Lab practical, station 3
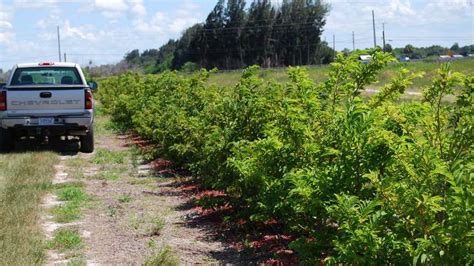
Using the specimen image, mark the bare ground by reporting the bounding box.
[41,122,248,265]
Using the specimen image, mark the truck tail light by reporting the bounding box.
[0,91,6,111]
[85,90,93,110]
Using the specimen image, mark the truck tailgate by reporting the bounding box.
[6,88,85,116]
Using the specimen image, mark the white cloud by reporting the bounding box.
[62,20,98,41]
[94,0,127,19]
[36,14,61,29]
[94,0,127,12]
[322,0,473,50]
[128,0,146,17]
[169,17,199,34]
[132,11,165,34]
[13,0,59,8]
[420,0,472,22]
[0,2,14,45]
[131,0,200,35]
[0,21,12,28]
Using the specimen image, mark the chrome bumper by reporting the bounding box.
[0,116,93,129]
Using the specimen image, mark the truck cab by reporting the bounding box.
[0,62,97,153]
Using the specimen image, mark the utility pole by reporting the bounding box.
[382,23,386,51]
[372,10,377,48]
[57,26,62,62]
[352,31,355,51]
[64,53,67,62]
[333,34,336,60]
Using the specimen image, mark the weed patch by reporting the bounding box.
[144,245,179,266]
[118,194,133,203]
[149,217,165,236]
[47,228,82,251]
[91,171,121,181]
[91,148,127,165]
[52,202,81,223]
[52,183,88,223]
[56,186,88,202]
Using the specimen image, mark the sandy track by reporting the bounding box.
[41,123,244,265]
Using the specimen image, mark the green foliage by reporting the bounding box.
[52,183,88,223]
[47,228,82,251]
[180,62,199,73]
[117,194,132,203]
[56,186,88,202]
[99,50,473,264]
[51,201,82,223]
[91,148,127,165]
[144,245,179,266]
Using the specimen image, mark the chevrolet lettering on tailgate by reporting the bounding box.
[11,100,82,106]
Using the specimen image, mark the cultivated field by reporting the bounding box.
[0,52,472,265]
[98,51,473,264]
[207,57,474,90]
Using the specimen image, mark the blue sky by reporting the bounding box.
[0,0,473,69]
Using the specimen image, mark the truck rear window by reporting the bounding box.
[10,67,83,86]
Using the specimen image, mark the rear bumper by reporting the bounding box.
[1,116,92,128]
[0,116,93,136]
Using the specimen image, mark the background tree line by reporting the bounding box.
[391,43,474,60]
[84,0,473,76]
[123,0,333,73]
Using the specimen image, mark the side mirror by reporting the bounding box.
[88,81,98,91]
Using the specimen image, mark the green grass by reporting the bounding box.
[56,186,88,202]
[91,148,127,165]
[67,257,87,266]
[127,213,165,236]
[144,245,179,266]
[207,58,474,91]
[94,107,118,137]
[127,178,157,185]
[65,158,88,169]
[52,202,82,223]
[149,217,165,236]
[118,194,133,203]
[47,227,82,251]
[94,103,126,136]
[52,183,88,223]
[0,152,58,265]
[91,171,121,181]
[54,182,85,189]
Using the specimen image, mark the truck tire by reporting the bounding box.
[80,127,94,153]
[0,128,14,153]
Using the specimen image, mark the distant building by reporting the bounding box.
[452,54,464,58]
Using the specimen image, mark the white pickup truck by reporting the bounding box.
[0,62,97,153]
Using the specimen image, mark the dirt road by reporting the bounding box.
[40,115,245,265]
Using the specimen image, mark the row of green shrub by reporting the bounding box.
[98,51,473,264]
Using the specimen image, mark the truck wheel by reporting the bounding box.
[0,128,14,153]
[80,127,94,153]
